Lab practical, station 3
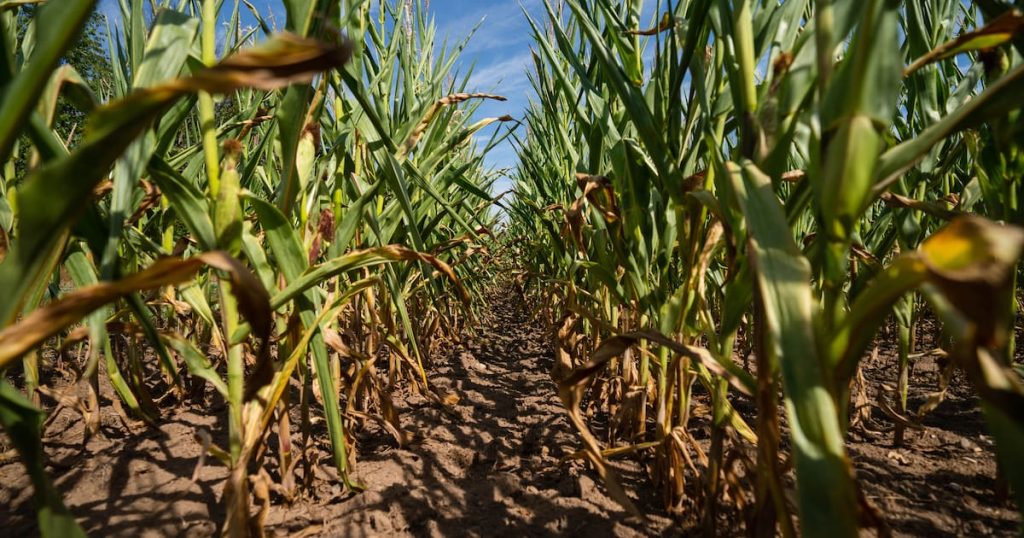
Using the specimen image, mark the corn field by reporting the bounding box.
[0,0,1022,536]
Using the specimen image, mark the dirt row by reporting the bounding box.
[0,290,1020,536]
[0,290,668,537]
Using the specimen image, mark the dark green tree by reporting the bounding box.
[18,4,112,147]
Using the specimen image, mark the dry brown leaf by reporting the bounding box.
[0,252,273,400]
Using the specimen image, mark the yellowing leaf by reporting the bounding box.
[905,10,1024,76]
[0,251,271,401]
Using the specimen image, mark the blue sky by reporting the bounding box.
[97,0,548,188]
[429,0,547,176]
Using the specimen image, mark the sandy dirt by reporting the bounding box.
[0,291,1020,536]
[846,320,1021,537]
[0,291,673,537]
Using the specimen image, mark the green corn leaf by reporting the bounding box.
[728,160,858,538]
[0,33,350,325]
[162,332,230,397]
[0,0,96,163]
[247,194,361,490]
[875,62,1024,189]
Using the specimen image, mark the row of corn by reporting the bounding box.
[505,0,1024,534]
[0,1,508,536]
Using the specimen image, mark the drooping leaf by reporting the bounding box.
[0,33,350,325]
[729,160,859,538]
[0,251,271,402]
[904,9,1024,76]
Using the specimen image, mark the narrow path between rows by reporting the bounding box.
[2,290,1016,536]
[265,289,673,537]
[0,289,675,537]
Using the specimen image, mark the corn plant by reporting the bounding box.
[0,0,504,536]
[507,0,1024,534]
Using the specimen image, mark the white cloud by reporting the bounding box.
[436,0,544,53]
[429,2,547,176]
[468,50,533,95]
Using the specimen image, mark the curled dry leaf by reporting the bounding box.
[574,174,620,223]
[562,174,621,254]
[554,327,755,519]
[918,216,1024,347]
[430,226,493,255]
[561,330,754,399]
[399,93,508,159]
[904,9,1024,76]
[625,12,671,36]
[879,191,959,220]
[275,244,471,309]
[0,252,272,399]
[87,33,352,142]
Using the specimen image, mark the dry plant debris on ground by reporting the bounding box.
[1,289,1019,536]
[3,1,1024,536]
